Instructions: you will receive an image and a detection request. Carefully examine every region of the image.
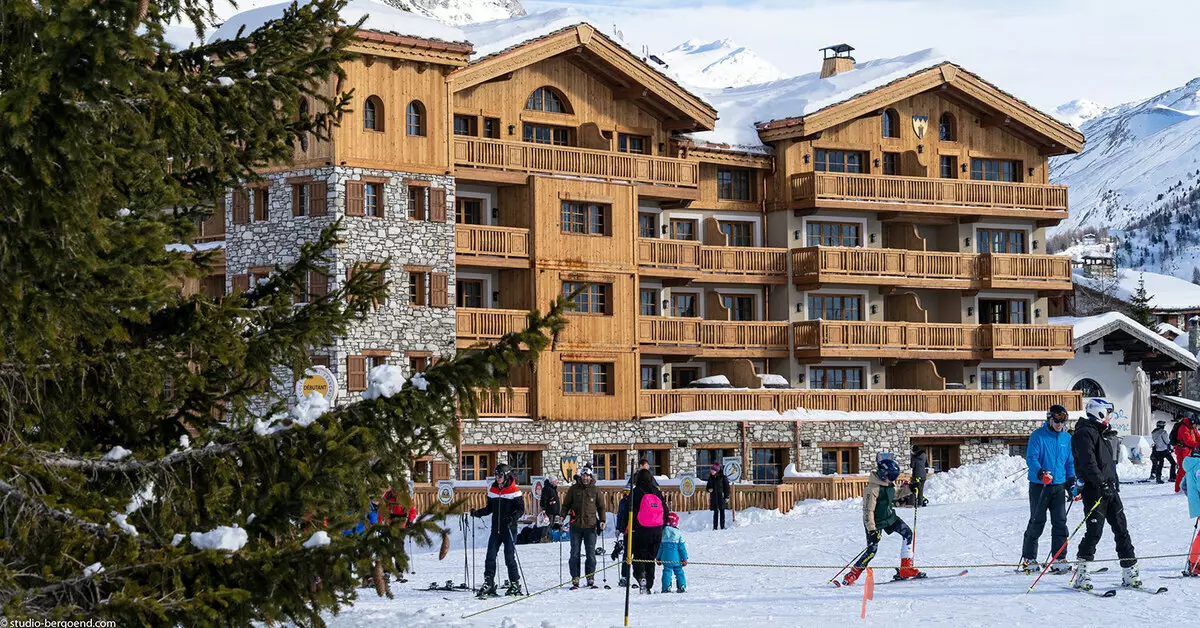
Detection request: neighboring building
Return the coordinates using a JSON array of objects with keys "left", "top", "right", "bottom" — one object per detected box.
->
[
  {"left": 1073, "top": 268, "right": 1200, "bottom": 331},
  {"left": 200, "top": 3, "right": 1089, "bottom": 482},
  {"left": 1060, "top": 233, "right": 1116, "bottom": 278}
]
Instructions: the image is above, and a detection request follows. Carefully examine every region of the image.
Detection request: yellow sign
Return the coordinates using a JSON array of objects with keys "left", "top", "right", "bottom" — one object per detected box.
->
[
  {"left": 300, "top": 374, "right": 329, "bottom": 398},
  {"left": 294, "top": 365, "right": 338, "bottom": 404},
  {"left": 912, "top": 115, "right": 929, "bottom": 141}
]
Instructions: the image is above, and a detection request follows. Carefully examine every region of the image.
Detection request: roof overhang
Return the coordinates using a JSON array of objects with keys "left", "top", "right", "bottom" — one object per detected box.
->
[
  {"left": 350, "top": 29, "right": 473, "bottom": 66},
  {"left": 1072, "top": 316, "right": 1199, "bottom": 372},
  {"left": 449, "top": 24, "right": 717, "bottom": 132},
  {"left": 755, "top": 63, "right": 1083, "bottom": 155}
]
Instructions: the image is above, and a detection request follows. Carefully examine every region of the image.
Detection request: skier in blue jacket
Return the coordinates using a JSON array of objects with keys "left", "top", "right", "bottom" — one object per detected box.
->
[
  {"left": 1019, "top": 404, "right": 1076, "bottom": 574},
  {"left": 656, "top": 512, "right": 688, "bottom": 592}
]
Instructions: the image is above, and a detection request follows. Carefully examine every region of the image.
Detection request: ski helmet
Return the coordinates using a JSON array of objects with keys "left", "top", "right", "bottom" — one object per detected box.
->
[
  {"left": 579, "top": 465, "right": 595, "bottom": 480},
  {"left": 1157, "top": 420, "right": 1167, "bottom": 428},
  {"left": 1046, "top": 404, "right": 1069, "bottom": 423},
  {"left": 877, "top": 458, "right": 901, "bottom": 482},
  {"left": 667, "top": 512, "right": 679, "bottom": 528},
  {"left": 494, "top": 462, "right": 513, "bottom": 482},
  {"left": 1084, "top": 398, "right": 1113, "bottom": 421}
]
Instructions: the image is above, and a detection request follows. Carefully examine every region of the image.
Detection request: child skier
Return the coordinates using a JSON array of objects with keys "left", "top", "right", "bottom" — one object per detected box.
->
[
  {"left": 656, "top": 512, "right": 688, "bottom": 593},
  {"left": 842, "top": 458, "right": 924, "bottom": 586},
  {"left": 1185, "top": 447, "right": 1200, "bottom": 576}
]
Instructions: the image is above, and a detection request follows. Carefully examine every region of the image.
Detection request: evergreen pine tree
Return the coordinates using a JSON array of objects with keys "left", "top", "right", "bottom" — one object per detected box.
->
[
  {"left": 1192, "top": 266, "right": 1200, "bottom": 286},
  {"left": 1128, "top": 274, "right": 1157, "bottom": 328},
  {"left": 0, "top": 1, "right": 568, "bottom": 624}
]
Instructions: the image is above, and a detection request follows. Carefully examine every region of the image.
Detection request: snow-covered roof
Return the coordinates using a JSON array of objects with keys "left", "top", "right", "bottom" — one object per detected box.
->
[
  {"left": 209, "top": 0, "right": 469, "bottom": 45},
  {"left": 1050, "top": 312, "right": 1200, "bottom": 370},
  {"left": 1157, "top": 322, "right": 1185, "bottom": 337},
  {"left": 645, "top": 408, "right": 1050, "bottom": 423},
  {"left": 166, "top": 241, "right": 226, "bottom": 253},
  {"left": 1059, "top": 242, "right": 1113, "bottom": 262},
  {"left": 1074, "top": 268, "right": 1200, "bottom": 312},
  {"left": 1153, "top": 394, "right": 1200, "bottom": 414},
  {"left": 460, "top": 8, "right": 585, "bottom": 61},
  {"left": 684, "top": 49, "right": 949, "bottom": 152}
]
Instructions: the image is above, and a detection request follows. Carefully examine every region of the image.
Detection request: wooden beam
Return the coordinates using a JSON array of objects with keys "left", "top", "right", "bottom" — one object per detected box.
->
[
  {"left": 481, "top": 72, "right": 514, "bottom": 85},
  {"left": 958, "top": 215, "right": 984, "bottom": 224},
  {"left": 613, "top": 87, "right": 650, "bottom": 101},
  {"left": 663, "top": 119, "right": 699, "bottom": 132}
]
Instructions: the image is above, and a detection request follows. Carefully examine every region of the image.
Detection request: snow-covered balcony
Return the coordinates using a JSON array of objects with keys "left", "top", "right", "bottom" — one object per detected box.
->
[
  {"left": 453, "top": 136, "right": 699, "bottom": 188},
  {"left": 789, "top": 172, "right": 1069, "bottom": 219}
]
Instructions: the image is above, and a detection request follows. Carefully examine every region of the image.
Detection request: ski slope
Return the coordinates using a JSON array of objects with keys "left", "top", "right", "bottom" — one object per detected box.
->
[{"left": 326, "top": 458, "right": 1197, "bottom": 627}]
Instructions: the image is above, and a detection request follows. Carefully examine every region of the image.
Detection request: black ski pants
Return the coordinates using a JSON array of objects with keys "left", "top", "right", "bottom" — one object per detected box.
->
[
  {"left": 1022, "top": 482, "right": 1069, "bottom": 561},
  {"left": 855, "top": 519, "right": 912, "bottom": 568},
  {"left": 1076, "top": 486, "right": 1138, "bottom": 568},
  {"left": 483, "top": 527, "right": 521, "bottom": 585},
  {"left": 569, "top": 525, "right": 597, "bottom": 581},
  {"left": 1151, "top": 449, "right": 1177, "bottom": 481},
  {"left": 712, "top": 507, "right": 726, "bottom": 530},
  {"left": 631, "top": 528, "right": 663, "bottom": 588}
]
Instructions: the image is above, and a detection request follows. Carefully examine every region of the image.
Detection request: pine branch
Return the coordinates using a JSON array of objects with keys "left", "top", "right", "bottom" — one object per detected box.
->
[{"left": 0, "top": 478, "right": 146, "bottom": 545}]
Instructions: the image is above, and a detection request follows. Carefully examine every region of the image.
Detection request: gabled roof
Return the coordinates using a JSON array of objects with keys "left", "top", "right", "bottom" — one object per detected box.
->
[
  {"left": 1052, "top": 312, "right": 1199, "bottom": 372},
  {"left": 451, "top": 14, "right": 717, "bottom": 131}
]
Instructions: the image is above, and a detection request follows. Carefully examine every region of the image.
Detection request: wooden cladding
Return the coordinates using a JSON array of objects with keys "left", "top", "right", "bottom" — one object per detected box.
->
[
  {"left": 791, "top": 247, "right": 1072, "bottom": 291},
  {"left": 476, "top": 387, "right": 531, "bottom": 417},
  {"left": 637, "top": 316, "right": 789, "bottom": 354},
  {"left": 638, "top": 389, "right": 1083, "bottom": 418},
  {"left": 793, "top": 320, "right": 1074, "bottom": 360},
  {"left": 455, "top": 225, "right": 530, "bottom": 259},
  {"left": 453, "top": 137, "right": 698, "bottom": 187},
  {"left": 790, "top": 172, "right": 1068, "bottom": 216},
  {"left": 636, "top": 239, "right": 788, "bottom": 280},
  {"left": 456, "top": 308, "right": 528, "bottom": 343}
]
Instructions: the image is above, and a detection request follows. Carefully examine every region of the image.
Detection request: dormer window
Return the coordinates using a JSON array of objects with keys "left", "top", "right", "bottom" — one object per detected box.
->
[
  {"left": 526, "top": 86, "right": 571, "bottom": 114},
  {"left": 881, "top": 109, "right": 899, "bottom": 138}
]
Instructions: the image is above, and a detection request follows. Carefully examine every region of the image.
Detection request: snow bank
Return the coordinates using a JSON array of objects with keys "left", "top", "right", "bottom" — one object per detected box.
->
[
  {"left": 689, "top": 374, "right": 729, "bottom": 387},
  {"left": 923, "top": 455, "right": 1029, "bottom": 505},
  {"left": 363, "top": 364, "right": 406, "bottom": 400},
  {"left": 1074, "top": 268, "right": 1200, "bottom": 311},
  {"left": 303, "top": 531, "right": 332, "bottom": 548},
  {"left": 190, "top": 526, "right": 249, "bottom": 552}
]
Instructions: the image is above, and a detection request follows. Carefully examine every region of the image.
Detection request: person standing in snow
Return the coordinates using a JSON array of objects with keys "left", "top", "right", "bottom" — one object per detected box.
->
[
  {"left": 614, "top": 482, "right": 633, "bottom": 587},
  {"left": 1173, "top": 414, "right": 1200, "bottom": 493},
  {"left": 630, "top": 469, "right": 669, "bottom": 593},
  {"left": 705, "top": 463, "right": 731, "bottom": 530},
  {"left": 1018, "top": 404, "right": 1076, "bottom": 574},
  {"left": 1184, "top": 447, "right": 1200, "bottom": 576},
  {"left": 559, "top": 465, "right": 606, "bottom": 589},
  {"left": 656, "top": 512, "right": 688, "bottom": 593},
  {"left": 1151, "top": 419, "right": 1177, "bottom": 484},
  {"left": 471, "top": 463, "right": 524, "bottom": 597},
  {"left": 540, "top": 476, "right": 561, "bottom": 541},
  {"left": 1072, "top": 398, "right": 1141, "bottom": 590},
  {"left": 842, "top": 458, "right": 923, "bottom": 586},
  {"left": 908, "top": 444, "right": 929, "bottom": 507}
]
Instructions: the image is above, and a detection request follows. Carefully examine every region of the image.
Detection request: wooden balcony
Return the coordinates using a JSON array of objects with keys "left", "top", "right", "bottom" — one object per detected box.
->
[
  {"left": 476, "top": 387, "right": 531, "bottom": 418},
  {"left": 453, "top": 137, "right": 698, "bottom": 188},
  {"left": 638, "top": 388, "right": 1082, "bottom": 418},
  {"left": 456, "top": 308, "right": 528, "bottom": 347},
  {"left": 791, "top": 247, "right": 1073, "bottom": 291},
  {"left": 638, "top": 316, "right": 789, "bottom": 357},
  {"left": 790, "top": 172, "right": 1068, "bottom": 220},
  {"left": 455, "top": 224, "right": 530, "bottom": 268},
  {"left": 792, "top": 320, "right": 1074, "bottom": 360},
  {"left": 637, "top": 239, "right": 788, "bottom": 284}
]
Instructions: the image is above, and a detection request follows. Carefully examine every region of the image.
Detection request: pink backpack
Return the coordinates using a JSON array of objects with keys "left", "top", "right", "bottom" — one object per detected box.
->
[{"left": 636, "top": 492, "right": 665, "bottom": 528}]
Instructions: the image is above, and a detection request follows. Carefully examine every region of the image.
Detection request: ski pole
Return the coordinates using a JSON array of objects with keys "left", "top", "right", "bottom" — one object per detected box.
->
[
  {"left": 471, "top": 514, "right": 477, "bottom": 590},
  {"left": 599, "top": 521, "right": 611, "bottom": 589},
  {"left": 508, "top": 527, "right": 530, "bottom": 596},
  {"left": 911, "top": 485, "right": 920, "bottom": 560},
  {"left": 829, "top": 546, "right": 870, "bottom": 584},
  {"left": 461, "top": 514, "right": 469, "bottom": 589},
  {"left": 1028, "top": 495, "right": 1104, "bottom": 593}
]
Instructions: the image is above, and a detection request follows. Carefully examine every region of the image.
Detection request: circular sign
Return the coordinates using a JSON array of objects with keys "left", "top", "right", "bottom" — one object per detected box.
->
[
  {"left": 531, "top": 476, "right": 545, "bottom": 502},
  {"left": 295, "top": 365, "right": 338, "bottom": 404},
  {"left": 436, "top": 480, "right": 455, "bottom": 505},
  {"left": 723, "top": 457, "right": 743, "bottom": 483},
  {"left": 679, "top": 474, "right": 697, "bottom": 498}
]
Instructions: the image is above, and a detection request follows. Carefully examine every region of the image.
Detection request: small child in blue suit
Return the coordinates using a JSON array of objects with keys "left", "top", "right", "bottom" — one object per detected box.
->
[{"left": 656, "top": 511, "right": 688, "bottom": 592}]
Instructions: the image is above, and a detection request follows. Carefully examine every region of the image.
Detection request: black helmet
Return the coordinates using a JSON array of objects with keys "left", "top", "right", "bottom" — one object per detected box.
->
[
  {"left": 494, "top": 463, "right": 512, "bottom": 479},
  {"left": 1047, "top": 404, "right": 1069, "bottom": 422},
  {"left": 877, "top": 458, "right": 901, "bottom": 482}
]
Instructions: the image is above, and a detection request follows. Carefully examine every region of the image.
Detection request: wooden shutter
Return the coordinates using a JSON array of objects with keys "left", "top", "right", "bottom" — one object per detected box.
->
[
  {"left": 310, "top": 181, "right": 328, "bottom": 217},
  {"left": 254, "top": 188, "right": 269, "bottom": 222},
  {"left": 346, "top": 181, "right": 365, "bottom": 216},
  {"left": 231, "top": 190, "right": 250, "bottom": 224},
  {"left": 430, "top": 187, "right": 447, "bottom": 222},
  {"left": 347, "top": 355, "right": 367, "bottom": 392},
  {"left": 231, "top": 274, "right": 250, "bottom": 293},
  {"left": 292, "top": 184, "right": 302, "bottom": 217},
  {"left": 430, "top": 272, "right": 448, "bottom": 307},
  {"left": 309, "top": 271, "right": 328, "bottom": 297},
  {"left": 432, "top": 461, "right": 451, "bottom": 481}
]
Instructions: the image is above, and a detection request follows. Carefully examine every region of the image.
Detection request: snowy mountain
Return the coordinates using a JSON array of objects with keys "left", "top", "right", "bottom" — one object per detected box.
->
[
  {"left": 659, "top": 39, "right": 786, "bottom": 89},
  {"left": 1052, "top": 98, "right": 1107, "bottom": 128},
  {"left": 385, "top": 0, "right": 524, "bottom": 24},
  {"left": 1050, "top": 77, "right": 1200, "bottom": 282}
]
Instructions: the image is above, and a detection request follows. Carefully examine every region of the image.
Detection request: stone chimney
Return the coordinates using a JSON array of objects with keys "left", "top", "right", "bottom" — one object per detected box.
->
[{"left": 820, "top": 44, "right": 856, "bottom": 79}]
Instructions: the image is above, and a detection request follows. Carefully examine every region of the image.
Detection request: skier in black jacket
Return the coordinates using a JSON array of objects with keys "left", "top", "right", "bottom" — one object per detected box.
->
[
  {"left": 909, "top": 445, "right": 929, "bottom": 507},
  {"left": 1071, "top": 398, "right": 1140, "bottom": 591},
  {"left": 471, "top": 463, "right": 525, "bottom": 597},
  {"left": 705, "top": 463, "right": 731, "bottom": 530}
]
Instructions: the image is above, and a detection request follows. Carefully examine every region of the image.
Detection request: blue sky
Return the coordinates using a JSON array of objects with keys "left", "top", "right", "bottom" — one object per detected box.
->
[{"left": 526, "top": 0, "right": 1200, "bottom": 110}]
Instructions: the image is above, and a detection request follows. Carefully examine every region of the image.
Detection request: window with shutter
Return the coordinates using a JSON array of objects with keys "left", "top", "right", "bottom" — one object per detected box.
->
[
  {"left": 310, "top": 181, "right": 328, "bottom": 216},
  {"left": 231, "top": 190, "right": 250, "bottom": 224},
  {"left": 430, "top": 188, "right": 447, "bottom": 222},
  {"left": 346, "top": 181, "right": 365, "bottom": 216},
  {"left": 408, "top": 186, "right": 426, "bottom": 220},
  {"left": 253, "top": 188, "right": 269, "bottom": 222},
  {"left": 292, "top": 183, "right": 308, "bottom": 217},
  {"left": 430, "top": 272, "right": 448, "bottom": 307},
  {"left": 309, "top": 271, "right": 328, "bottom": 297},
  {"left": 231, "top": 274, "right": 250, "bottom": 293},
  {"left": 347, "top": 355, "right": 367, "bottom": 392}
]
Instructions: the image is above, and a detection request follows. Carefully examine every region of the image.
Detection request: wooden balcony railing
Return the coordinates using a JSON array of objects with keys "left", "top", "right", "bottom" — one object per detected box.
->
[
  {"left": 638, "top": 316, "right": 789, "bottom": 352},
  {"left": 793, "top": 320, "right": 1074, "bottom": 359},
  {"left": 790, "top": 172, "right": 1068, "bottom": 213},
  {"left": 791, "top": 247, "right": 1073, "bottom": 289},
  {"left": 638, "top": 239, "right": 788, "bottom": 278},
  {"left": 475, "top": 387, "right": 530, "bottom": 418},
  {"left": 455, "top": 224, "right": 529, "bottom": 259},
  {"left": 456, "top": 308, "right": 528, "bottom": 342},
  {"left": 454, "top": 137, "right": 698, "bottom": 187},
  {"left": 638, "top": 389, "right": 1083, "bottom": 417}
]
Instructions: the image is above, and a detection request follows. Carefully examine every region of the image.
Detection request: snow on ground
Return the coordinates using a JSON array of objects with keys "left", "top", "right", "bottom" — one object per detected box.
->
[{"left": 322, "top": 456, "right": 1198, "bottom": 627}]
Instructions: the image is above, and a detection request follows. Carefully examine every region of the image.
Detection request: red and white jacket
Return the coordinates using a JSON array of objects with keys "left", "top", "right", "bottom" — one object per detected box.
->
[{"left": 471, "top": 481, "right": 524, "bottom": 532}]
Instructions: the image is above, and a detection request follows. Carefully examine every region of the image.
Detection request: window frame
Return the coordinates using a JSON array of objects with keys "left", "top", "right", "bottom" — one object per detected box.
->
[
  {"left": 751, "top": 447, "right": 787, "bottom": 485},
  {"left": 525, "top": 86, "right": 571, "bottom": 114},
  {"left": 810, "top": 366, "right": 865, "bottom": 390},
  {"left": 593, "top": 450, "right": 626, "bottom": 481},
  {"left": 980, "top": 367, "right": 1032, "bottom": 390},
  {"left": 523, "top": 123, "right": 571, "bottom": 146},
  {"left": 453, "top": 114, "right": 477, "bottom": 137},
  {"left": 638, "top": 213, "right": 657, "bottom": 238},
  {"left": 976, "top": 228, "right": 1028, "bottom": 254},
  {"left": 939, "top": 112, "right": 957, "bottom": 141},
  {"left": 671, "top": 292, "right": 698, "bottom": 318},
  {"left": 720, "top": 221, "right": 754, "bottom": 247},
  {"left": 408, "top": 271, "right": 427, "bottom": 306},
  {"left": 561, "top": 281, "right": 611, "bottom": 315},
  {"left": 562, "top": 362, "right": 612, "bottom": 395},
  {"left": 882, "top": 152, "right": 900, "bottom": 176},
  {"left": 722, "top": 294, "right": 756, "bottom": 321},
  {"left": 459, "top": 452, "right": 494, "bottom": 481},
  {"left": 408, "top": 185, "right": 427, "bottom": 221},
  {"left": 363, "top": 96, "right": 384, "bottom": 132},
  {"left": 456, "top": 197, "right": 483, "bottom": 225},
  {"left": 639, "top": 288, "right": 659, "bottom": 316},
  {"left": 939, "top": 155, "right": 959, "bottom": 179},
  {"left": 814, "top": 149, "right": 868, "bottom": 174},
  {"left": 881, "top": 109, "right": 900, "bottom": 138},
  {"left": 821, "top": 447, "right": 860, "bottom": 475},
  {"left": 807, "top": 293, "right": 863, "bottom": 321},
  {"left": 806, "top": 221, "right": 862, "bottom": 247},
  {"left": 456, "top": 279, "right": 484, "bottom": 308},
  {"left": 716, "top": 168, "right": 753, "bottom": 201},
  {"left": 364, "top": 182, "right": 383, "bottom": 218},
  {"left": 617, "top": 133, "right": 649, "bottom": 154},
  {"left": 507, "top": 450, "right": 542, "bottom": 485},
  {"left": 670, "top": 218, "right": 697, "bottom": 241},
  {"left": 638, "top": 449, "right": 669, "bottom": 477},
  {"left": 639, "top": 364, "right": 660, "bottom": 390},
  {"left": 696, "top": 448, "right": 734, "bottom": 480},
  {"left": 560, "top": 201, "right": 610, "bottom": 236},
  {"left": 670, "top": 367, "right": 700, "bottom": 389},
  {"left": 970, "top": 158, "right": 1023, "bottom": 182},
  {"left": 406, "top": 100, "right": 426, "bottom": 137}
]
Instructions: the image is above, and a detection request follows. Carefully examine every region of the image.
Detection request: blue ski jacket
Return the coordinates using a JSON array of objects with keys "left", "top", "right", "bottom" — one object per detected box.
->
[
  {"left": 656, "top": 526, "right": 688, "bottom": 565},
  {"left": 1185, "top": 455, "right": 1200, "bottom": 518},
  {"left": 1026, "top": 421, "right": 1075, "bottom": 484}
]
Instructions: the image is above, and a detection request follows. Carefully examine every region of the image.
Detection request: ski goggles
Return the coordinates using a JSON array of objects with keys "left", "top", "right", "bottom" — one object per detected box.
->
[{"left": 1049, "top": 413, "right": 1069, "bottom": 424}]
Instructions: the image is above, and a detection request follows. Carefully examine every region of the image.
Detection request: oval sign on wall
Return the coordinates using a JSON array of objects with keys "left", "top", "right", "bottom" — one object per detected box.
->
[{"left": 295, "top": 365, "right": 338, "bottom": 404}]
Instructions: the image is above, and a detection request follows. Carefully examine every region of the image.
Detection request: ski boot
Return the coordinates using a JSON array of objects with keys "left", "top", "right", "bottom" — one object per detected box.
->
[
  {"left": 586, "top": 577, "right": 597, "bottom": 589},
  {"left": 1043, "top": 559, "right": 1070, "bottom": 575},
  {"left": 637, "top": 578, "right": 649, "bottom": 594},
  {"left": 1016, "top": 557, "right": 1035, "bottom": 575},
  {"left": 1072, "top": 562, "right": 1093, "bottom": 591},
  {"left": 476, "top": 580, "right": 498, "bottom": 598},
  {"left": 505, "top": 580, "right": 523, "bottom": 596},
  {"left": 895, "top": 557, "right": 924, "bottom": 580},
  {"left": 841, "top": 567, "right": 863, "bottom": 587},
  {"left": 618, "top": 577, "right": 627, "bottom": 588},
  {"left": 1183, "top": 560, "right": 1200, "bottom": 577},
  {"left": 1121, "top": 565, "right": 1143, "bottom": 588},
  {"left": 569, "top": 578, "right": 580, "bottom": 591},
  {"left": 676, "top": 585, "right": 686, "bottom": 593}
]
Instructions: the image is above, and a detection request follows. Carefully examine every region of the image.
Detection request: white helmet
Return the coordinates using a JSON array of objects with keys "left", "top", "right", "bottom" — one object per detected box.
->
[{"left": 1085, "top": 398, "right": 1113, "bottom": 421}]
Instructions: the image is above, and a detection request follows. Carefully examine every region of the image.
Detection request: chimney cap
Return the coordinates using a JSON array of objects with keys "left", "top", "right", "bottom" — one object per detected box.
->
[{"left": 820, "top": 44, "right": 855, "bottom": 58}]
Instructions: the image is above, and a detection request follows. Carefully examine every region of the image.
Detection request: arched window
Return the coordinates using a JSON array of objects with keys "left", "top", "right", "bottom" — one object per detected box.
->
[
  {"left": 881, "top": 109, "right": 899, "bottom": 138},
  {"left": 525, "top": 86, "right": 571, "bottom": 114},
  {"left": 298, "top": 98, "right": 310, "bottom": 152},
  {"left": 363, "top": 96, "right": 384, "bottom": 132},
  {"left": 1072, "top": 378, "right": 1106, "bottom": 398},
  {"left": 939, "top": 112, "right": 957, "bottom": 141},
  {"left": 406, "top": 100, "right": 425, "bottom": 136}
]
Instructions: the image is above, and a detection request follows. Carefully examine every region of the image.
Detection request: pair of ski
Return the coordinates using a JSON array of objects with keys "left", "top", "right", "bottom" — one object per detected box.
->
[
  {"left": 1063, "top": 582, "right": 1168, "bottom": 597},
  {"left": 832, "top": 569, "right": 968, "bottom": 588},
  {"left": 424, "top": 580, "right": 470, "bottom": 593},
  {"left": 567, "top": 583, "right": 603, "bottom": 590}
]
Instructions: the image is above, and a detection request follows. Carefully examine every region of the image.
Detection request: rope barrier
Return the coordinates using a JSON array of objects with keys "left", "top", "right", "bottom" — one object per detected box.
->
[
  {"left": 460, "top": 562, "right": 621, "bottom": 619},
  {"left": 628, "top": 552, "right": 1195, "bottom": 570}
]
